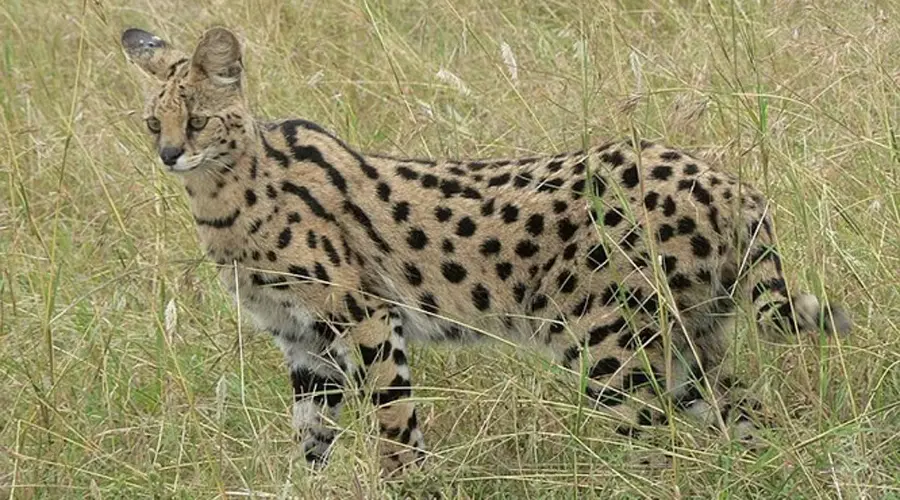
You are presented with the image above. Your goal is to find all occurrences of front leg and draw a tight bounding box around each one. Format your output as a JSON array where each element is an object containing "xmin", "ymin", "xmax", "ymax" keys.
[
  {"xmin": 351, "ymin": 306, "xmax": 425, "ymax": 475},
  {"xmin": 274, "ymin": 322, "xmax": 354, "ymax": 466}
]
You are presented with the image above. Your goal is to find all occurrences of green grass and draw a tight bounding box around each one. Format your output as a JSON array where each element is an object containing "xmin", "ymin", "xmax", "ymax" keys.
[{"xmin": 2, "ymin": 0, "xmax": 899, "ymax": 497}]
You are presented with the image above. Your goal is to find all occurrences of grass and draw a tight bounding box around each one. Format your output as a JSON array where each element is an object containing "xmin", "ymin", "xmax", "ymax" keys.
[{"xmin": 2, "ymin": 0, "xmax": 899, "ymax": 497}]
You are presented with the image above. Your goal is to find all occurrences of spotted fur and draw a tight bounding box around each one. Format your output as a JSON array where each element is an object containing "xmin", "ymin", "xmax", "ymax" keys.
[{"xmin": 122, "ymin": 27, "xmax": 851, "ymax": 475}]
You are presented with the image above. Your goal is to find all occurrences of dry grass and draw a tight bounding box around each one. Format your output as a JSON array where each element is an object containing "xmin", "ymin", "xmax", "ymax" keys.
[{"xmin": 2, "ymin": 0, "xmax": 899, "ymax": 498}]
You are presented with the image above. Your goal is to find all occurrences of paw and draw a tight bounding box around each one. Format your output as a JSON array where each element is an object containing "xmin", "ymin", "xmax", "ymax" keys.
[{"xmin": 298, "ymin": 430, "xmax": 335, "ymax": 468}]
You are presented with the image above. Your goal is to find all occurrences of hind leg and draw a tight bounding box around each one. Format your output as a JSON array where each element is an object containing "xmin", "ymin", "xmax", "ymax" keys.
[
  {"xmin": 555, "ymin": 310, "xmax": 671, "ymax": 435},
  {"xmin": 556, "ymin": 309, "xmax": 763, "ymax": 439}
]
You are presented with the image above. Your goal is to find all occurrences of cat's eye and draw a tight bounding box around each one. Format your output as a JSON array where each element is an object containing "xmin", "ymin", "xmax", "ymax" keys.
[
  {"xmin": 188, "ymin": 115, "xmax": 208, "ymax": 131},
  {"xmin": 146, "ymin": 117, "xmax": 161, "ymax": 133}
]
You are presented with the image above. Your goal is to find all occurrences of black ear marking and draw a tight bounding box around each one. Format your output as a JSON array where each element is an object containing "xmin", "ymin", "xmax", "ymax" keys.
[{"xmin": 121, "ymin": 28, "xmax": 167, "ymax": 54}]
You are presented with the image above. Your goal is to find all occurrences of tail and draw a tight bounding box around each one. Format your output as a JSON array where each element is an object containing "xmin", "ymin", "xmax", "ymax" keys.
[{"xmin": 740, "ymin": 215, "xmax": 852, "ymax": 336}]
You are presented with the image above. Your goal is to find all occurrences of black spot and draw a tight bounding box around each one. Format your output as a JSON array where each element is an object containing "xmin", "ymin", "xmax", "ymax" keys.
[
  {"xmin": 442, "ymin": 239, "xmax": 455, "ymax": 253},
  {"xmin": 266, "ymin": 251, "xmax": 277, "ymax": 262},
  {"xmin": 513, "ymin": 283, "xmax": 528, "ymax": 303},
  {"xmin": 542, "ymin": 256, "xmax": 557, "ymax": 272},
  {"xmin": 488, "ymin": 173, "xmax": 511, "ymax": 187},
  {"xmin": 513, "ymin": 172, "xmax": 533, "ymax": 188},
  {"xmin": 604, "ymin": 207, "xmax": 624, "ymax": 227},
  {"xmin": 572, "ymin": 160, "xmax": 586, "ymax": 174},
  {"xmin": 651, "ymin": 165, "xmax": 673, "ymax": 180},
  {"xmin": 643, "ymin": 192, "xmax": 659, "ymax": 211},
  {"xmin": 287, "ymin": 212, "xmax": 302, "ymax": 224},
  {"xmin": 621, "ymin": 227, "xmax": 641, "ymax": 249},
  {"xmin": 244, "ymin": 189, "xmax": 257, "ymax": 206},
  {"xmin": 669, "ymin": 273, "xmax": 692, "ymax": 290},
  {"xmin": 660, "ymin": 151, "xmax": 682, "ymax": 161},
  {"xmin": 421, "ymin": 174, "xmax": 439, "ymax": 189},
  {"xmin": 495, "ymin": 262, "xmax": 513, "ymax": 280},
  {"xmin": 661, "ymin": 255, "xmax": 677, "ymax": 273},
  {"xmin": 557, "ymin": 271, "xmax": 578, "ymax": 294},
  {"xmin": 441, "ymin": 261, "xmax": 468, "ymax": 283},
  {"xmin": 547, "ymin": 160, "xmax": 563, "ymax": 172},
  {"xmin": 440, "ymin": 179, "xmax": 462, "ymax": 197},
  {"xmin": 549, "ymin": 317, "xmax": 565, "ymax": 334},
  {"xmin": 435, "ymin": 206, "xmax": 452, "ymax": 222},
  {"xmin": 600, "ymin": 150, "xmax": 625, "ymax": 167},
  {"xmin": 621, "ymin": 164, "xmax": 640, "ymax": 188},
  {"xmin": 481, "ymin": 199, "xmax": 496, "ymax": 216},
  {"xmin": 420, "ymin": 293, "xmax": 439, "ymax": 314},
  {"xmin": 407, "ymin": 228, "xmax": 429, "ymax": 250},
  {"xmin": 194, "ymin": 208, "xmax": 241, "ymax": 228},
  {"xmin": 678, "ymin": 179, "xmax": 713, "ymax": 205},
  {"xmin": 588, "ymin": 317, "xmax": 626, "ymax": 345},
  {"xmin": 404, "ymin": 263, "xmax": 423, "ymax": 286},
  {"xmin": 251, "ymin": 251, "xmax": 260, "ymax": 261},
  {"xmin": 525, "ymin": 214, "xmax": 544, "ymax": 236},
  {"xmin": 586, "ymin": 244, "xmax": 608, "ymax": 271},
  {"xmin": 456, "ymin": 217, "xmax": 477, "ymax": 237},
  {"xmin": 314, "ymin": 262, "xmax": 330, "ymax": 282},
  {"xmin": 461, "ymin": 187, "xmax": 483, "ymax": 199},
  {"xmin": 537, "ymin": 177, "xmax": 564, "ymax": 192},
  {"xmin": 656, "ymin": 224, "xmax": 675, "ymax": 242},
  {"xmin": 591, "ymin": 174, "xmax": 609, "ymax": 198},
  {"xmin": 622, "ymin": 368, "xmax": 660, "ymax": 390},
  {"xmin": 708, "ymin": 206, "xmax": 722, "ymax": 234},
  {"xmin": 573, "ymin": 293, "xmax": 596, "ymax": 316},
  {"xmin": 571, "ymin": 179, "xmax": 586, "ymax": 197},
  {"xmin": 563, "ymin": 243, "xmax": 578, "ymax": 260},
  {"xmin": 277, "ymin": 227, "xmax": 292, "ymax": 249},
  {"xmin": 371, "ymin": 374, "xmax": 411, "ymax": 406},
  {"xmin": 480, "ymin": 238, "xmax": 502, "ymax": 255},
  {"xmin": 306, "ymin": 230, "xmax": 317, "ymax": 248},
  {"xmin": 557, "ymin": 218, "xmax": 579, "ymax": 242},
  {"xmin": 662, "ymin": 196, "xmax": 677, "ymax": 216},
  {"xmin": 683, "ymin": 163, "xmax": 698, "ymax": 175},
  {"xmin": 344, "ymin": 294, "xmax": 367, "ymax": 322},
  {"xmin": 376, "ymin": 182, "xmax": 391, "ymax": 202},
  {"xmin": 471, "ymin": 284, "xmax": 491, "ymax": 311},
  {"xmin": 266, "ymin": 184, "xmax": 278, "ymax": 199},
  {"xmin": 321, "ymin": 236, "xmax": 341, "ymax": 266},
  {"xmin": 392, "ymin": 202, "xmax": 411, "ymax": 223},
  {"xmin": 501, "ymin": 204, "xmax": 519, "ymax": 223},
  {"xmin": 590, "ymin": 357, "xmax": 621, "ymax": 379},
  {"xmin": 288, "ymin": 265, "xmax": 310, "ymax": 281},
  {"xmin": 396, "ymin": 165, "xmax": 419, "ymax": 180},
  {"xmin": 468, "ymin": 161, "xmax": 488, "ymax": 171},
  {"xmin": 515, "ymin": 240, "xmax": 539, "ymax": 258},
  {"xmin": 696, "ymin": 268, "xmax": 712, "ymax": 283},
  {"xmin": 690, "ymin": 234, "xmax": 712, "ymax": 258},
  {"xmin": 677, "ymin": 217, "xmax": 696, "ymax": 234},
  {"xmin": 553, "ymin": 200, "xmax": 568, "ymax": 213}
]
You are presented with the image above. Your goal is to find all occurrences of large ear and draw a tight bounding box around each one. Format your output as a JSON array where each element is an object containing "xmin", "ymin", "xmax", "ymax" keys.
[
  {"xmin": 121, "ymin": 28, "xmax": 181, "ymax": 80},
  {"xmin": 190, "ymin": 27, "xmax": 243, "ymax": 87}
]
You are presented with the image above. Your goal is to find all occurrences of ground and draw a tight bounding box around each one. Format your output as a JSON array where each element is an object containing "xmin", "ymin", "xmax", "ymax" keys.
[{"xmin": 1, "ymin": 0, "xmax": 899, "ymax": 498}]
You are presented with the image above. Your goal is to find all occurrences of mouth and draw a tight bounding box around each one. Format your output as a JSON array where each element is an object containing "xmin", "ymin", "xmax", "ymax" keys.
[{"xmin": 166, "ymin": 154, "xmax": 204, "ymax": 173}]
